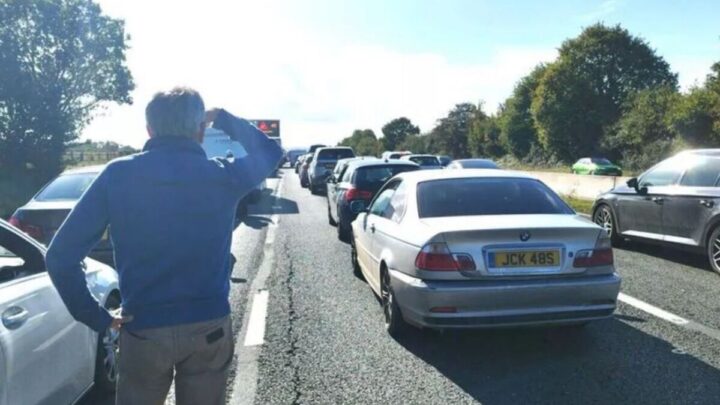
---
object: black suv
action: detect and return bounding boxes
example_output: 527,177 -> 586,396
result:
592,150 -> 720,274
326,160 -> 419,241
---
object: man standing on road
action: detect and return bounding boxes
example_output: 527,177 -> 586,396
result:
46,87 -> 283,404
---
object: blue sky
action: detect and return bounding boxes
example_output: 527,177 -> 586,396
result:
87,0 -> 719,148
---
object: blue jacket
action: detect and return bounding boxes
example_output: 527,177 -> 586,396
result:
46,110 -> 283,332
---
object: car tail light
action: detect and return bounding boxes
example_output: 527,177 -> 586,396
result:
415,242 -> 476,271
9,214 -> 43,240
573,232 -> 613,267
344,187 -> 373,201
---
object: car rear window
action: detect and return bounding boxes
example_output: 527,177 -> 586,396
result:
354,165 -> 418,191
318,149 -> 355,160
460,160 -> 498,169
417,178 -> 573,218
409,156 -> 439,166
35,173 -> 97,201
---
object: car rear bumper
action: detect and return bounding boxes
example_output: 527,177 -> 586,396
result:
390,270 -> 621,329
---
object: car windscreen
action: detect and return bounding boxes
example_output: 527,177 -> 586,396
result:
409,156 -> 439,166
591,158 -> 612,165
354,165 -> 418,191
35,173 -> 98,201
460,160 -> 498,169
417,178 -> 573,218
317,149 -> 355,161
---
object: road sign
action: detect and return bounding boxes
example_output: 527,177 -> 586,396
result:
249,120 -> 280,138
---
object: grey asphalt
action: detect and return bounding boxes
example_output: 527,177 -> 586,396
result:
253,170 -> 720,404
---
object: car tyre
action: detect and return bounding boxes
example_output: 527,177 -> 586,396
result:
706,226 -> 720,275
94,294 -> 120,393
337,220 -> 350,242
350,237 -> 363,279
328,203 -> 337,226
593,204 -> 622,246
381,267 -> 408,338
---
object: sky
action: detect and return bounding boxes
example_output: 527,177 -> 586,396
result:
85,0 -> 720,149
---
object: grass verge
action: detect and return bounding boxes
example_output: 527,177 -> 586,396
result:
562,195 -> 594,215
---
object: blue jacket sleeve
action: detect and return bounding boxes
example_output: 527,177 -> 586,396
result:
46,168 -> 114,333
212,110 -> 283,196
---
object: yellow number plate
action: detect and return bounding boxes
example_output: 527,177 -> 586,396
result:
490,250 -> 560,268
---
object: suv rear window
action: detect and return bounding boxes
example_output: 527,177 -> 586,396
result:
354,165 -> 418,190
317,149 -> 355,160
409,156 -> 439,166
417,178 -> 572,218
35,173 -> 98,201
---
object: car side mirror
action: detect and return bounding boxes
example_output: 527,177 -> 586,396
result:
350,200 -> 367,214
626,177 -> 647,195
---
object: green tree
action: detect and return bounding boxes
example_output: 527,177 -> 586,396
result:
0,0 -> 134,180
672,63 -> 720,146
431,103 -> 478,158
399,134 -> 429,154
381,117 -> 419,151
531,24 -> 677,162
470,114 -> 505,158
604,86 -> 680,170
338,129 -> 381,156
500,64 -> 547,158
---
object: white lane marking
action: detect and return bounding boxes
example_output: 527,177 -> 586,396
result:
618,293 -> 689,325
231,173 -> 284,405
244,290 -> 269,346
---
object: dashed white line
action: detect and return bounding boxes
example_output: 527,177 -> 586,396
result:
618,292 -> 689,325
244,290 -> 269,346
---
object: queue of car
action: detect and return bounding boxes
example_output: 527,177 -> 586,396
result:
297,147 -> 621,337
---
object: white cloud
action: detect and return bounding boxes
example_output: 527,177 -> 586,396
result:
83,0 -> 558,149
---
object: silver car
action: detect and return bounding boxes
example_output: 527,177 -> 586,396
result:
400,154 -> 443,170
349,169 -> 621,336
0,219 -> 120,404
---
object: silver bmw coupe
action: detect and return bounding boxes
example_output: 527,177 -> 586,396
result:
350,169 -> 621,336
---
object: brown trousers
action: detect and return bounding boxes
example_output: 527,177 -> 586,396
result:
116,316 -> 234,405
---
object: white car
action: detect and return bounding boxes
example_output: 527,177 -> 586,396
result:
349,170 -> 620,336
203,127 -> 265,204
0,219 -> 120,404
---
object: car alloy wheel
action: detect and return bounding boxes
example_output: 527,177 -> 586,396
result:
593,205 -> 621,245
594,206 -> 613,237
103,327 -> 120,383
381,268 -> 407,337
707,227 -> 720,275
95,294 -> 120,392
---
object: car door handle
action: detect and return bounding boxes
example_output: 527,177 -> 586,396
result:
370,224 -> 376,233
2,306 -> 29,329
700,199 -> 715,208
651,197 -> 664,204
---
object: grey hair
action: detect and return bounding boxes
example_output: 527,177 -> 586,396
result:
145,87 -> 205,138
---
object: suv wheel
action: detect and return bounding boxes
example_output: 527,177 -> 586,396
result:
707,226 -> 720,275
593,204 -> 622,245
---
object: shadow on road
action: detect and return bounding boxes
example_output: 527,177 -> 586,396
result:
619,241 -> 713,273
250,197 -> 300,216
394,319 -> 720,404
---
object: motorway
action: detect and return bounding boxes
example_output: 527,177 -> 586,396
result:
84,169 -> 720,404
